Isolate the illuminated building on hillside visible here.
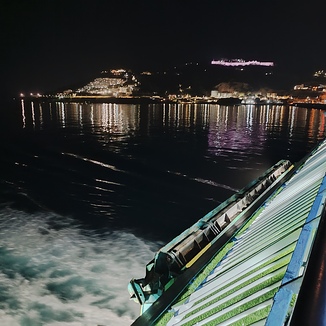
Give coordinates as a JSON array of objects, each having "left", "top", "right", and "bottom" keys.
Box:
[
  {"left": 211, "top": 58, "right": 274, "bottom": 67},
  {"left": 76, "top": 69, "right": 139, "bottom": 97},
  {"left": 314, "top": 70, "right": 326, "bottom": 78}
]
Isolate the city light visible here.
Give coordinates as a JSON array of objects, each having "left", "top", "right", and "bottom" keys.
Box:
[
  {"left": 74, "top": 69, "right": 138, "bottom": 97},
  {"left": 211, "top": 59, "right": 274, "bottom": 67}
]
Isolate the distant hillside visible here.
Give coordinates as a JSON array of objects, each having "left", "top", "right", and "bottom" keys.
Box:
[
  {"left": 48, "top": 61, "right": 317, "bottom": 97},
  {"left": 135, "top": 62, "right": 291, "bottom": 96}
]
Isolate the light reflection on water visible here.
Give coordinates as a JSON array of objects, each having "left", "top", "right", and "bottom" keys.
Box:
[
  {"left": 12, "top": 100, "right": 326, "bottom": 207},
  {"left": 15, "top": 100, "right": 326, "bottom": 202},
  {"left": 20, "top": 101, "right": 325, "bottom": 145}
]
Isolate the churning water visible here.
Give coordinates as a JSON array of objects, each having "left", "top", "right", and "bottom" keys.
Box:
[{"left": 0, "top": 207, "right": 159, "bottom": 325}]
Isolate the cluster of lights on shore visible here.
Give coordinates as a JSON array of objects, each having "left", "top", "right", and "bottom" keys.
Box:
[
  {"left": 19, "top": 59, "right": 275, "bottom": 99},
  {"left": 75, "top": 69, "right": 137, "bottom": 96},
  {"left": 20, "top": 92, "right": 42, "bottom": 98},
  {"left": 18, "top": 60, "right": 326, "bottom": 105}
]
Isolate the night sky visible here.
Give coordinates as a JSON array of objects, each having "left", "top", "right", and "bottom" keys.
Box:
[{"left": 1, "top": 0, "right": 325, "bottom": 96}]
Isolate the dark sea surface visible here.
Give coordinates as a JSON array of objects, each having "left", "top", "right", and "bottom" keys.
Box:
[{"left": 0, "top": 99, "right": 325, "bottom": 325}]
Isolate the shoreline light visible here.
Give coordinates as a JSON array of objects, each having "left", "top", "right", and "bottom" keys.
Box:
[{"left": 211, "top": 59, "right": 274, "bottom": 67}]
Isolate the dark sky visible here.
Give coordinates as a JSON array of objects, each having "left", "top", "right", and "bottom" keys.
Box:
[{"left": 1, "top": 0, "right": 325, "bottom": 96}]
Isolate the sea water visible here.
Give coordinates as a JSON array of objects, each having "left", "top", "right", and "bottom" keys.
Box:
[{"left": 0, "top": 100, "right": 325, "bottom": 325}]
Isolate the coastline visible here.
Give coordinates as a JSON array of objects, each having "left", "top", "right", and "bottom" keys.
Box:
[{"left": 17, "top": 95, "right": 326, "bottom": 109}]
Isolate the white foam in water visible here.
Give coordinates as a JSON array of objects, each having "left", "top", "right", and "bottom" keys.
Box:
[{"left": 0, "top": 207, "right": 157, "bottom": 325}]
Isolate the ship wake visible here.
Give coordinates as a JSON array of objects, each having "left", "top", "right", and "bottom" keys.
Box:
[{"left": 0, "top": 207, "right": 157, "bottom": 325}]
